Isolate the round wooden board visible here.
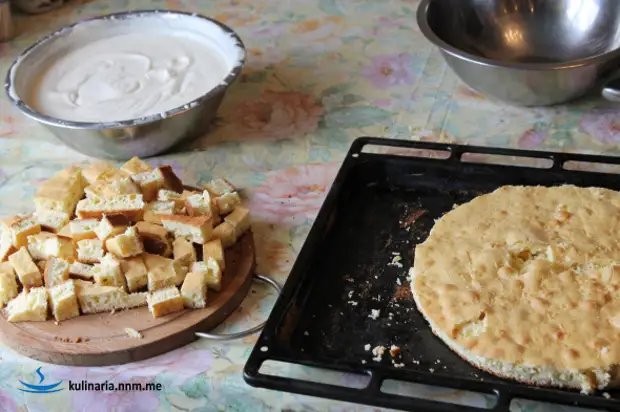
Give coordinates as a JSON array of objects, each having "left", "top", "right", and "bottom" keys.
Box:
[{"left": 0, "top": 232, "right": 256, "bottom": 366}]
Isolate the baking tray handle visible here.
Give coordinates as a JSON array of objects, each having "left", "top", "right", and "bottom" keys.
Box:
[{"left": 195, "top": 274, "right": 282, "bottom": 341}]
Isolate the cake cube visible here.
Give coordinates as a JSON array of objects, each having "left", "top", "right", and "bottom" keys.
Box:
[
  {"left": 0, "top": 262, "right": 18, "bottom": 306},
  {"left": 43, "top": 257, "right": 70, "bottom": 287},
  {"left": 48, "top": 280, "right": 80, "bottom": 321},
  {"left": 9, "top": 247, "right": 42, "bottom": 289},
  {"left": 76, "top": 238, "right": 104, "bottom": 264},
  {"left": 147, "top": 286, "right": 184, "bottom": 317},
  {"left": 181, "top": 271, "right": 207, "bottom": 309},
  {"left": 161, "top": 215, "right": 212, "bottom": 245},
  {"left": 192, "top": 257, "right": 222, "bottom": 292},
  {"left": 173, "top": 237, "right": 196, "bottom": 267},
  {"left": 105, "top": 227, "right": 144, "bottom": 258},
  {"left": 202, "top": 238, "right": 225, "bottom": 271},
  {"left": 92, "top": 255, "right": 126, "bottom": 291},
  {"left": 6, "top": 287, "right": 48, "bottom": 322},
  {"left": 120, "top": 256, "right": 148, "bottom": 293}
]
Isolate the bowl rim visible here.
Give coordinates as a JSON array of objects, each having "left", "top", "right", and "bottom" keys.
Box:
[
  {"left": 4, "top": 9, "right": 247, "bottom": 130},
  {"left": 416, "top": 0, "right": 620, "bottom": 71}
]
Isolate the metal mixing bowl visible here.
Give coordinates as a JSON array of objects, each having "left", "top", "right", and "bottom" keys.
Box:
[
  {"left": 417, "top": 0, "right": 620, "bottom": 106},
  {"left": 5, "top": 10, "right": 246, "bottom": 160}
]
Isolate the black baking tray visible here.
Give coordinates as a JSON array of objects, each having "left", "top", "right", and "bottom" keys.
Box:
[{"left": 243, "top": 137, "right": 620, "bottom": 412}]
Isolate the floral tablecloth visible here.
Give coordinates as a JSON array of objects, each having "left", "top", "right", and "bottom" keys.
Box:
[{"left": 0, "top": 0, "right": 618, "bottom": 411}]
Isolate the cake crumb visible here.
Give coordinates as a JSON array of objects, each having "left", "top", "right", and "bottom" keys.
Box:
[
  {"left": 364, "top": 344, "right": 371, "bottom": 351},
  {"left": 361, "top": 360, "right": 367, "bottom": 364},
  {"left": 369, "top": 309, "right": 380, "bottom": 320},
  {"left": 393, "top": 362, "right": 405, "bottom": 368},
  {"left": 348, "top": 291, "right": 354, "bottom": 298},
  {"left": 396, "top": 278, "right": 402, "bottom": 285},
  {"left": 390, "top": 345, "right": 401, "bottom": 357},
  {"left": 388, "top": 255, "right": 404, "bottom": 268},
  {"left": 348, "top": 301, "right": 358, "bottom": 306},
  {"left": 303, "top": 331, "right": 309, "bottom": 336},
  {"left": 429, "top": 368, "right": 435, "bottom": 373},
  {"left": 603, "top": 392, "right": 611, "bottom": 399},
  {"left": 372, "top": 346, "right": 386, "bottom": 362},
  {"left": 124, "top": 328, "right": 142, "bottom": 339}
]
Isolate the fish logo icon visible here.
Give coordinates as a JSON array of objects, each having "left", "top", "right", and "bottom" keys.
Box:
[{"left": 18, "top": 367, "right": 63, "bottom": 394}]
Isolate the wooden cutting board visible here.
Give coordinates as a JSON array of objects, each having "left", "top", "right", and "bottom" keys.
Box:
[{"left": 0, "top": 232, "right": 255, "bottom": 366}]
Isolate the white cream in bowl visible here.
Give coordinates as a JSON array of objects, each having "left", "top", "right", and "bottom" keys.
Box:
[{"left": 9, "top": 12, "right": 245, "bottom": 124}]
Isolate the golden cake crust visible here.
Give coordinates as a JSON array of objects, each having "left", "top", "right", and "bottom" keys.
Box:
[{"left": 410, "top": 185, "right": 620, "bottom": 392}]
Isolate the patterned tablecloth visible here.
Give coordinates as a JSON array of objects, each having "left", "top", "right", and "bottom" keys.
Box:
[{"left": 0, "top": 0, "right": 617, "bottom": 411}]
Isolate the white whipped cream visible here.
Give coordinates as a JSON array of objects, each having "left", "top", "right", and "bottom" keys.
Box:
[{"left": 30, "top": 31, "right": 229, "bottom": 123}]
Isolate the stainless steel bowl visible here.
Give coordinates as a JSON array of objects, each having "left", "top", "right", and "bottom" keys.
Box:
[
  {"left": 417, "top": 0, "right": 620, "bottom": 106},
  {"left": 5, "top": 10, "right": 246, "bottom": 160}
]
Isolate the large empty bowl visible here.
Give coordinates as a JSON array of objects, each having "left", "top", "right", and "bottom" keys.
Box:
[{"left": 417, "top": 0, "right": 620, "bottom": 106}]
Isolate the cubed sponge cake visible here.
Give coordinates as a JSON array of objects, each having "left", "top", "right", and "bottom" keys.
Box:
[
  {"left": 161, "top": 215, "right": 212, "bottom": 245},
  {"left": 120, "top": 256, "right": 148, "bottom": 293},
  {"left": 76, "top": 238, "right": 104, "bottom": 264},
  {"left": 181, "top": 271, "right": 207, "bottom": 309},
  {"left": 6, "top": 287, "right": 48, "bottom": 322},
  {"left": 0, "top": 262, "right": 18, "bottom": 307},
  {"left": 173, "top": 237, "right": 196, "bottom": 267},
  {"left": 105, "top": 226, "right": 144, "bottom": 258},
  {"left": 147, "top": 286, "right": 184, "bottom": 317},
  {"left": 202, "top": 239, "right": 225, "bottom": 271},
  {"left": 92, "top": 254, "right": 127, "bottom": 291},
  {"left": 94, "top": 214, "right": 130, "bottom": 241},
  {"left": 48, "top": 280, "right": 80, "bottom": 321},
  {"left": 192, "top": 257, "right": 222, "bottom": 292},
  {"left": 9, "top": 247, "right": 42, "bottom": 289},
  {"left": 43, "top": 257, "right": 70, "bottom": 287}
]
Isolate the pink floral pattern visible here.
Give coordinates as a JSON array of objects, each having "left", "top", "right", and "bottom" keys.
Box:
[
  {"left": 249, "top": 163, "right": 340, "bottom": 225},
  {"left": 0, "top": 388, "right": 16, "bottom": 412},
  {"left": 518, "top": 129, "right": 548, "bottom": 148},
  {"left": 47, "top": 346, "right": 213, "bottom": 386},
  {"left": 580, "top": 108, "right": 620, "bottom": 144},
  {"left": 225, "top": 91, "right": 325, "bottom": 141},
  {"left": 362, "top": 53, "right": 415, "bottom": 88}
]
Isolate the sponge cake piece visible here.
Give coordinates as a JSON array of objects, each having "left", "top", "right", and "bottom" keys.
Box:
[
  {"left": 69, "top": 261, "right": 94, "bottom": 281},
  {"left": 69, "top": 219, "right": 100, "bottom": 241},
  {"left": 43, "top": 257, "right": 70, "bottom": 287},
  {"left": 35, "top": 209, "right": 70, "bottom": 234},
  {"left": 76, "top": 194, "right": 144, "bottom": 221},
  {"left": 173, "top": 237, "right": 196, "bottom": 267},
  {"left": 143, "top": 253, "right": 187, "bottom": 290},
  {"left": 48, "top": 280, "right": 80, "bottom": 321},
  {"left": 6, "top": 287, "right": 48, "bottom": 322},
  {"left": 9, "top": 216, "right": 41, "bottom": 249},
  {"left": 121, "top": 157, "right": 153, "bottom": 176},
  {"left": 202, "top": 239, "right": 225, "bottom": 271},
  {"left": 192, "top": 257, "right": 222, "bottom": 292},
  {"left": 181, "top": 271, "right": 207, "bottom": 309},
  {"left": 0, "top": 230, "right": 16, "bottom": 262},
  {"left": 92, "top": 254, "right": 127, "bottom": 291},
  {"left": 161, "top": 215, "right": 212, "bottom": 245},
  {"left": 9, "top": 247, "right": 42, "bottom": 289},
  {"left": 120, "top": 256, "right": 148, "bottom": 293},
  {"left": 105, "top": 227, "right": 144, "bottom": 258},
  {"left": 147, "top": 286, "right": 184, "bottom": 317},
  {"left": 94, "top": 214, "right": 129, "bottom": 241},
  {"left": 27, "top": 232, "right": 75, "bottom": 261},
  {"left": 0, "top": 262, "right": 18, "bottom": 307},
  {"left": 76, "top": 238, "right": 104, "bottom": 264}
]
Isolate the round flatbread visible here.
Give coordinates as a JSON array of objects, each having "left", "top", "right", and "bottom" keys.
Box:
[{"left": 410, "top": 185, "right": 620, "bottom": 393}]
